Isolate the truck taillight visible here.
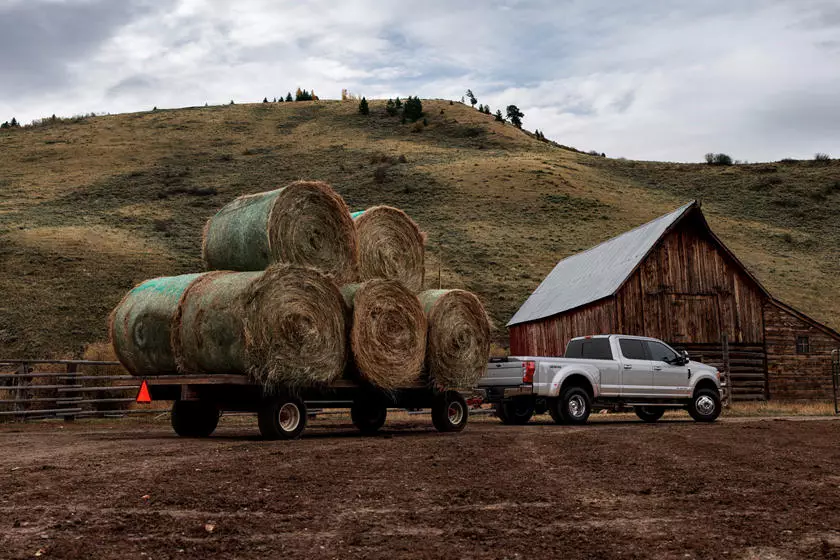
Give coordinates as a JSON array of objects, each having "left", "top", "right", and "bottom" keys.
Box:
[{"left": 522, "top": 361, "right": 535, "bottom": 384}]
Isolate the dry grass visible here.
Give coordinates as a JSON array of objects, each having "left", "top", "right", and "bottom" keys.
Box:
[
  {"left": 723, "top": 400, "right": 837, "bottom": 417},
  {"left": 0, "top": 99, "right": 838, "bottom": 359}
]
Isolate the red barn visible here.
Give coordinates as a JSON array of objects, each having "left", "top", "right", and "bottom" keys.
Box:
[{"left": 507, "top": 201, "right": 840, "bottom": 401}]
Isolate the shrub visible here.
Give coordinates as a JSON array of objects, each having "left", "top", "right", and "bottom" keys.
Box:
[
  {"left": 704, "top": 153, "right": 733, "bottom": 165},
  {"left": 358, "top": 97, "right": 369, "bottom": 115},
  {"left": 814, "top": 153, "right": 831, "bottom": 162},
  {"left": 385, "top": 99, "right": 398, "bottom": 116},
  {"left": 411, "top": 120, "right": 424, "bottom": 133}
]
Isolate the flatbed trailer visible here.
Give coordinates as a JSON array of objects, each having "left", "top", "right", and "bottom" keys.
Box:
[{"left": 137, "top": 375, "right": 469, "bottom": 440}]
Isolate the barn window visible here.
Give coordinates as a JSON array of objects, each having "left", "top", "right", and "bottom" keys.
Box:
[{"left": 796, "top": 336, "right": 810, "bottom": 354}]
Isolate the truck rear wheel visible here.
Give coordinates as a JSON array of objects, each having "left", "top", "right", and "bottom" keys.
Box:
[
  {"left": 496, "top": 399, "right": 535, "bottom": 425},
  {"left": 171, "top": 400, "right": 219, "bottom": 438},
  {"left": 687, "top": 388, "right": 721, "bottom": 422},
  {"left": 635, "top": 406, "right": 665, "bottom": 423},
  {"left": 258, "top": 395, "right": 307, "bottom": 440},
  {"left": 431, "top": 391, "right": 468, "bottom": 433},
  {"left": 351, "top": 399, "right": 388, "bottom": 434},
  {"left": 550, "top": 386, "right": 591, "bottom": 425}
]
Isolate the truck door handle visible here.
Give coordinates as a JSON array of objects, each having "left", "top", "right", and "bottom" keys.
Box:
[
  {"left": 623, "top": 364, "right": 632, "bottom": 370},
  {"left": 653, "top": 366, "right": 663, "bottom": 371}
]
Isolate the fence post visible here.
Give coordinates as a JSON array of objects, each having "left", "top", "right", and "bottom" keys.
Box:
[
  {"left": 65, "top": 363, "right": 78, "bottom": 422},
  {"left": 832, "top": 349, "right": 839, "bottom": 416},
  {"left": 14, "top": 362, "right": 30, "bottom": 421},
  {"left": 721, "top": 333, "right": 731, "bottom": 407}
]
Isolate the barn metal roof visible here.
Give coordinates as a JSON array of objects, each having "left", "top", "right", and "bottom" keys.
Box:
[{"left": 507, "top": 201, "right": 697, "bottom": 327}]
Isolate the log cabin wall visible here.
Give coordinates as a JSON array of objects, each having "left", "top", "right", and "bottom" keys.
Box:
[
  {"left": 764, "top": 301, "right": 840, "bottom": 400},
  {"left": 508, "top": 299, "right": 617, "bottom": 356}
]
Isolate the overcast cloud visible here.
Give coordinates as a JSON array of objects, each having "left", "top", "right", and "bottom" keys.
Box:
[{"left": 1, "top": 0, "right": 838, "bottom": 161}]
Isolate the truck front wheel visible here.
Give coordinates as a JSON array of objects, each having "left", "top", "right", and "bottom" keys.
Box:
[
  {"left": 496, "top": 398, "right": 535, "bottom": 425},
  {"left": 550, "top": 387, "right": 591, "bottom": 425},
  {"left": 687, "top": 388, "right": 721, "bottom": 422},
  {"left": 171, "top": 400, "right": 219, "bottom": 438}
]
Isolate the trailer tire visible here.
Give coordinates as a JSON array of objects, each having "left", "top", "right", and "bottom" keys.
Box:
[
  {"left": 351, "top": 399, "right": 388, "bottom": 434},
  {"left": 635, "top": 406, "right": 665, "bottom": 423},
  {"left": 687, "top": 388, "right": 721, "bottom": 423},
  {"left": 171, "top": 400, "right": 219, "bottom": 438},
  {"left": 496, "top": 399, "right": 535, "bottom": 425},
  {"left": 431, "top": 391, "right": 468, "bottom": 433},
  {"left": 258, "top": 395, "right": 307, "bottom": 440}
]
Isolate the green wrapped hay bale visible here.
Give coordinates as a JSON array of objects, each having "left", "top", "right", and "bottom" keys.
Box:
[
  {"left": 352, "top": 206, "right": 425, "bottom": 292},
  {"left": 342, "top": 279, "right": 426, "bottom": 390},
  {"left": 110, "top": 273, "right": 204, "bottom": 376},
  {"left": 418, "top": 289, "right": 491, "bottom": 389},
  {"left": 243, "top": 264, "right": 348, "bottom": 389},
  {"left": 202, "top": 181, "right": 359, "bottom": 284},
  {"left": 171, "top": 270, "right": 262, "bottom": 375}
]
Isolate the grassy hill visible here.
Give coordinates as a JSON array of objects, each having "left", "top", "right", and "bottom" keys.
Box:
[{"left": 1, "top": 99, "right": 838, "bottom": 358}]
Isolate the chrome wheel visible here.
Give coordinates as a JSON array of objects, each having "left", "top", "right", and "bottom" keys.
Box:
[
  {"left": 568, "top": 395, "right": 586, "bottom": 419},
  {"left": 278, "top": 403, "right": 301, "bottom": 432},
  {"left": 696, "top": 395, "right": 715, "bottom": 416},
  {"left": 448, "top": 401, "right": 465, "bottom": 425}
]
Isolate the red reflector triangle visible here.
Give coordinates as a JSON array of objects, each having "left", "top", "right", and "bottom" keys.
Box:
[{"left": 136, "top": 380, "right": 152, "bottom": 403}]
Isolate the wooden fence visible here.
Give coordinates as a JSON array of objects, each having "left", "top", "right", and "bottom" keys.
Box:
[{"left": 0, "top": 359, "right": 150, "bottom": 421}]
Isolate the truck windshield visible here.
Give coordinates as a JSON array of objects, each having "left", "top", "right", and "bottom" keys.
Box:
[{"left": 565, "top": 338, "right": 612, "bottom": 360}]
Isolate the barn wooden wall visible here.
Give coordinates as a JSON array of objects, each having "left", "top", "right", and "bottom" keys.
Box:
[
  {"left": 615, "top": 215, "right": 765, "bottom": 344},
  {"left": 509, "top": 299, "right": 617, "bottom": 356},
  {"left": 764, "top": 302, "right": 840, "bottom": 400}
]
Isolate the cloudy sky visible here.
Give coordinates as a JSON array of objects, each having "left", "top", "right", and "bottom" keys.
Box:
[{"left": 1, "top": 0, "right": 838, "bottom": 162}]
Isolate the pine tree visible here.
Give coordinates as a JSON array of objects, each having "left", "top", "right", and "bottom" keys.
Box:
[
  {"left": 466, "top": 89, "right": 477, "bottom": 108},
  {"left": 395, "top": 97, "right": 402, "bottom": 109},
  {"left": 285, "top": 92, "right": 293, "bottom": 102},
  {"left": 358, "top": 97, "right": 370, "bottom": 115},
  {"left": 506, "top": 105, "right": 524, "bottom": 128},
  {"left": 385, "top": 99, "right": 397, "bottom": 116},
  {"left": 0, "top": 121, "right": 8, "bottom": 129},
  {"left": 483, "top": 105, "right": 491, "bottom": 115},
  {"left": 494, "top": 110, "right": 505, "bottom": 122},
  {"left": 263, "top": 97, "right": 268, "bottom": 103},
  {"left": 403, "top": 96, "right": 423, "bottom": 122}
]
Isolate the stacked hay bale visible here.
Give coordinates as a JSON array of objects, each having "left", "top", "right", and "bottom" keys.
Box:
[{"left": 110, "top": 180, "right": 490, "bottom": 392}]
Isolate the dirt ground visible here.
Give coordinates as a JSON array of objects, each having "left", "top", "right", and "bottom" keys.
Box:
[{"left": 1, "top": 412, "right": 839, "bottom": 560}]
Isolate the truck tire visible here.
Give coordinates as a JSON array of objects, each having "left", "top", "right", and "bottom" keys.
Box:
[
  {"left": 687, "top": 388, "right": 721, "bottom": 423},
  {"left": 351, "top": 399, "right": 388, "bottom": 434},
  {"left": 258, "top": 395, "right": 307, "bottom": 440},
  {"left": 496, "top": 399, "right": 535, "bottom": 425},
  {"left": 171, "top": 400, "right": 219, "bottom": 438},
  {"left": 431, "top": 391, "right": 468, "bottom": 433},
  {"left": 634, "top": 406, "right": 665, "bottom": 423},
  {"left": 550, "top": 386, "right": 591, "bottom": 425}
]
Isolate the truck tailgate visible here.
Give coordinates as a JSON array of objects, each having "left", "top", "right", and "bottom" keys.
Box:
[{"left": 477, "top": 360, "right": 523, "bottom": 387}]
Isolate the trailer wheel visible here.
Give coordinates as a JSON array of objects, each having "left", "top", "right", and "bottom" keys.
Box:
[
  {"left": 171, "top": 400, "right": 219, "bottom": 438},
  {"left": 431, "top": 391, "right": 468, "bottom": 433},
  {"left": 258, "top": 395, "right": 307, "bottom": 440},
  {"left": 351, "top": 400, "right": 388, "bottom": 434},
  {"left": 687, "top": 388, "right": 721, "bottom": 423},
  {"left": 635, "top": 406, "right": 665, "bottom": 423},
  {"left": 495, "top": 398, "right": 535, "bottom": 425}
]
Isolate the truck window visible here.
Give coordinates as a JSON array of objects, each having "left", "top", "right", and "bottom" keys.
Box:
[
  {"left": 619, "top": 339, "right": 648, "bottom": 360},
  {"left": 564, "top": 339, "right": 583, "bottom": 358},
  {"left": 646, "top": 341, "right": 679, "bottom": 363},
  {"left": 580, "top": 338, "right": 612, "bottom": 360}
]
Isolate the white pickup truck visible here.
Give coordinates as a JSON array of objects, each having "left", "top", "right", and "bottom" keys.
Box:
[{"left": 478, "top": 334, "right": 722, "bottom": 425}]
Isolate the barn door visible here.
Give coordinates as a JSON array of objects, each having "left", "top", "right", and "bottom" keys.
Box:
[{"left": 670, "top": 295, "right": 722, "bottom": 344}]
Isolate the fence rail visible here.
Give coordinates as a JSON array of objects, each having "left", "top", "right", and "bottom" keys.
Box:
[{"left": 0, "top": 359, "right": 148, "bottom": 421}]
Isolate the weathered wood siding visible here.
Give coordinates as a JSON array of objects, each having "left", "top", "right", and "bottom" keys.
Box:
[
  {"left": 615, "top": 214, "right": 765, "bottom": 344},
  {"left": 509, "top": 299, "right": 617, "bottom": 356},
  {"left": 682, "top": 343, "right": 767, "bottom": 400},
  {"left": 764, "top": 302, "right": 840, "bottom": 400}
]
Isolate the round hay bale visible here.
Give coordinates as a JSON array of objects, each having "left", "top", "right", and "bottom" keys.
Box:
[
  {"left": 202, "top": 181, "right": 359, "bottom": 283},
  {"left": 172, "top": 270, "right": 263, "bottom": 375},
  {"left": 418, "top": 289, "right": 491, "bottom": 389},
  {"left": 243, "top": 264, "right": 347, "bottom": 390},
  {"left": 352, "top": 206, "right": 425, "bottom": 291},
  {"left": 342, "top": 280, "right": 427, "bottom": 390},
  {"left": 110, "top": 273, "right": 204, "bottom": 376}
]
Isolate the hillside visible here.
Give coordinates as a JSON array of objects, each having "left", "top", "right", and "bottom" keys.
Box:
[{"left": 1, "top": 99, "right": 838, "bottom": 358}]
